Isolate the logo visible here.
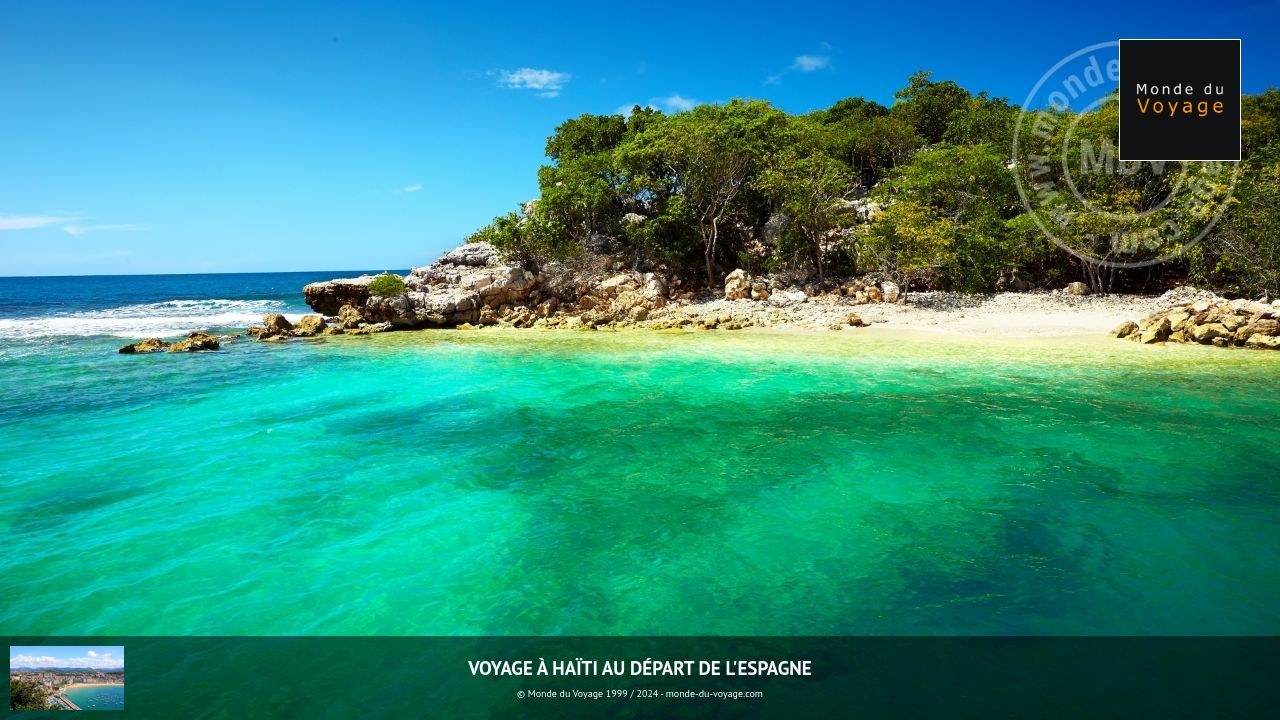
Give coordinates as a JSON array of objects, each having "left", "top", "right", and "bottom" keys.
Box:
[{"left": 1012, "top": 41, "right": 1240, "bottom": 269}]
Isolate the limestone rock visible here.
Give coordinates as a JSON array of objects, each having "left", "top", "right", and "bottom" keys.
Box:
[
  {"left": 168, "top": 332, "right": 220, "bottom": 352},
  {"left": 769, "top": 290, "right": 808, "bottom": 306},
  {"left": 303, "top": 276, "right": 373, "bottom": 315},
  {"left": 262, "top": 313, "right": 294, "bottom": 336},
  {"left": 291, "top": 315, "right": 328, "bottom": 337},
  {"left": 365, "top": 288, "right": 480, "bottom": 327},
  {"left": 641, "top": 273, "right": 668, "bottom": 306},
  {"left": 1109, "top": 320, "right": 1139, "bottom": 339},
  {"left": 1066, "top": 281, "right": 1091, "bottom": 296},
  {"left": 119, "top": 338, "right": 170, "bottom": 354},
  {"left": 336, "top": 304, "right": 363, "bottom": 329},
  {"left": 866, "top": 286, "right": 884, "bottom": 303},
  {"left": 1138, "top": 318, "right": 1171, "bottom": 344},
  {"left": 1189, "top": 322, "right": 1230, "bottom": 344},
  {"left": 724, "top": 269, "right": 751, "bottom": 300},
  {"left": 438, "top": 242, "right": 499, "bottom": 267},
  {"left": 346, "top": 322, "right": 393, "bottom": 335},
  {"left": 1245, "top": 334, "right": 1280, "bottom": 349},
  {"left": 881, "top": 281, "right": 900, "bottom": 303}
]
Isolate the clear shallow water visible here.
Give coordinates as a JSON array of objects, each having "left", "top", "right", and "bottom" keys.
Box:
[
  {"left": 1, "top": 275, "right": 1278, "bottom": 636},
  {"left": 62, "top": 684, "right": 125, "bottom": 710}
]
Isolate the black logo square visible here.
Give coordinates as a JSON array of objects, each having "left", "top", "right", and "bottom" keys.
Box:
[{"left": 1120, "top": 39, "right": 1241, "bottom": 161}]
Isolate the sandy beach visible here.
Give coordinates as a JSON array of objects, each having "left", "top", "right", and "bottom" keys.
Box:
[{"left": 637, "top": 288, "right": 1210, "bottom": 338}]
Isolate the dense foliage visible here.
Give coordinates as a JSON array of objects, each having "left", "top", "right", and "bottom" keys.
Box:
[
  {"left": 367, "top": 272, "right": 406, "bottom": 297},
  {"left": 468, "top": 74, "right": 1280, "bottom": 296},
  {"left": 10, "top": 678, "right": 57, "bottom": 710}
]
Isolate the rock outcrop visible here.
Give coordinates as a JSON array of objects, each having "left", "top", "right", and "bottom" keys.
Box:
[
  {"left": 298, "top": 242, "right": 928, "bottom": 334},
  {"left": 119, "top": 331, "right": 222, "bottom": 354},
  {"left": 262, "top": 313, "right": 294, "bottom": 337},
  {"left": 1113, "top": 296, "right": 1280, "bottom": 349},
  {"left": 291, "top": 315, "right": 328, "bottom": 337},
  {"left": 336, "top": 304, "right": 363, "bottom": 329},
  {"left": 308, "top": 242, "right": 538, "bottom": 329},
  {"left": 168, "top": 332, "right": 221, "bottom": 352},
  {"left": 119, "top": 337, "right": 170, "bottom": 354},
  {"left": 724, "top": 269, "right": 751, "bottom": 300},
  {"left": 303, "top": 276, "right": 373, "bottom": 315}
]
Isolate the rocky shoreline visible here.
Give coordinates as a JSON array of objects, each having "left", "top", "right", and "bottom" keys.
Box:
[
  {"left": 1111, "top": 291, "right": 1280, "bottom": 349},
  {"left": 115, "top": 241, "right": 1280, "bottom": 351}
]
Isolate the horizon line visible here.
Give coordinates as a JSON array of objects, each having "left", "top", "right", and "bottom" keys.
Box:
[{"left": 0, "top": 268, "right": 415, "bottom": 280}]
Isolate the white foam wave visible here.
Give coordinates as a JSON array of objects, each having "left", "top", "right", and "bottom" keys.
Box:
[{"left": 0, "top": 299, "right": 304, "bottom": 339}]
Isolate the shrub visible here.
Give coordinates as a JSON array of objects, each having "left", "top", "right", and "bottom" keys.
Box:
[
  {"left": 10, "top": 678, "right": 54, "bottom": 710},
  {"left": 368, "top": 272, "right": 406, "bottom": 297}
]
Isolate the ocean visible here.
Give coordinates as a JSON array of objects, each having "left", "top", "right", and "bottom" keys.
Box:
[
  {"left": 1, "top": 272, "right": 1278, "bottom": 635},
  {"left": 62, "top": 684, "right": 125, "bottom": 710}
]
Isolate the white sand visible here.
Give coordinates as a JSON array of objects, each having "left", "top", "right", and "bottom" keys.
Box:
[{"left": 652, "top": 290, "right": 1187, "bottom": 338}]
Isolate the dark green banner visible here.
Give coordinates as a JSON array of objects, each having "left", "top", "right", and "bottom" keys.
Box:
[{"left": 6, "top": 637, "right": 1278, "bottom": 718}]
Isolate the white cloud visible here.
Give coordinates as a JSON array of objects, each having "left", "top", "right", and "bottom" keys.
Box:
[
  {"left": 656, "top": 94, "right": 697, "bottom": 112},
  {"left": 791, "top": 55, "right": 831, "bottom": 72},
  {"left": 0, "top": 215, "right": 76, "bottom": 231},
  {"left": 496, "top": 68, "right": 570, "bottom": 98},
  {"left": 403, "top": 183, "right": 422, "bottom": 193},
  {"left": 62, "top": 223, "right": 146, "bottom": 236},
  {"left": 10, "top": 651, "right": 121, "bottom": 669},
  {"left": 766, "top": 47, "right": 837, "bottom": 85}
]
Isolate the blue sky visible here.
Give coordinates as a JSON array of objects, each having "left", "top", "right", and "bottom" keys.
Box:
[
  {"left": 10, "top": 646, "right": 124, "bottom": 669},
  {"left": 2, "top": 0, "right": 1277, "bottom": 276}
]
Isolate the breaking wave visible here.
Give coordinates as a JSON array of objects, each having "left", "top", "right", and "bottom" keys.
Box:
[{"left": 0, "top": 299, "right": 302, "bottom": 339}]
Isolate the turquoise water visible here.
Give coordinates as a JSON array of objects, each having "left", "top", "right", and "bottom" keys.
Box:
[
  {"left": 62, "top": 684, "right": 125, "bottom": 710},
  {"left": 2, "top": 324, "right": 1278, "bottom": 636}
]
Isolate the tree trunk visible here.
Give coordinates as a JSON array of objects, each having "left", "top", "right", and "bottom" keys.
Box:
[
  {"left": 809, "top": 232, "right": 824, "bottom": 283},
  {"left": 704, "top": 221, "right": 719, "bottom": 289}
]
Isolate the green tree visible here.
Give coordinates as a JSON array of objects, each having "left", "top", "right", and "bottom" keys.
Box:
[
  {"left": 892, "top": 71, "right": 972, "bottom": 145},
  {"left": 943, "top": 92, "right": 1018, "bottom": 149},
  {"left": 618, "top": 100, "right": 790, "bottom": 285},
  {"left": 878, "top": 144, "right": 1023, "bottom": 290},
  {"left": 1190, "top": 142, "right": 1280, "bottom": 297},
  {"left": 857, "top": 201, "right": 956, "bottom": 292},
  {"left": 545, "top": 113, "right": 627, "bottom": 164},
  {"left": 467, "top": 206, "right": 576, "bottom": 270},
  {"left": 10, "top": 678, "right": 56, "bottom": 710},
  {"left": 758, "top": 124, "right": 855, "bottom": 281},
  {"left": 1241, "top": 88, "right": 1280, "bottom": 156}
]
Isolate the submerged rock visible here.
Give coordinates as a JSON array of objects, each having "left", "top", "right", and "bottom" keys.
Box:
[
  {"left": 346, "top": 321, "right": 392, "bottom": 335},
  {"left": 119, "top": 338, "right": 170, "bottom": 354},
  {"left": 169, "top": 332, "right": 220, "bottom": 352}
]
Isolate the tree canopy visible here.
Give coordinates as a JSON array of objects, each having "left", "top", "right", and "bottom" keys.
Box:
[{"left": 467, "top": 73, "right": 1280, "bottom": 296}]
